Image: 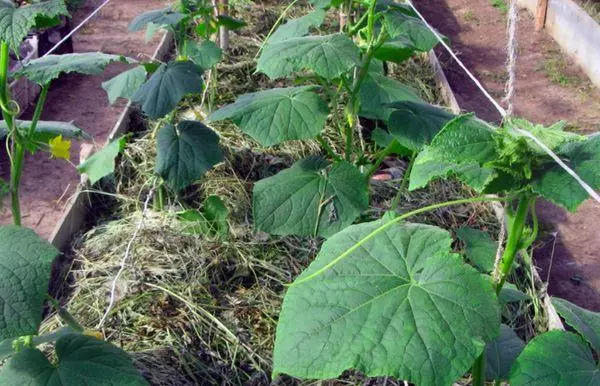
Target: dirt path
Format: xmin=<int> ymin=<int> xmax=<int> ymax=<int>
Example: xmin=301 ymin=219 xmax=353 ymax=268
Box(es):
xmin=414 ymin=0 xmax=600 ymax=310
xmin=0 ymin=0 xmax=167 ymax=239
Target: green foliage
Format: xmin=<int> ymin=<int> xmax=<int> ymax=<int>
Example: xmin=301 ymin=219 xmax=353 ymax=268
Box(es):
xmin=386 ymin=101 xmax=454 ymax=151
xmin=456 ymin=226 xmax=496 ymax=273
xmin=273 ymin=221 xmax=500 ymax=385
xmin=0 ymin=334 xmax=147 ymax=385
xmin=178 ymin=195 xmax=229 ymax=238
xmin=498 ymin=283 xmax=531 ymax=304
xmin=0 ymin=0 xmax=68 ymax=52
xmin=128 ymin=6 xmax=186 ymax=32
xmin=12 ymin=53 xmax=134 ymax=85
xmin=77 ymin=136 xmax=127 ymax=184
xmin=509 ymin=331 xmax=599 ymax=385
xmin=0 ymin=226 xmax=57 ymax=341
xmin=485 ymin=324 xmax=525 ymax=381
xmin=358 ymin=73 xmax=422 ymax=120
xmin=267 ymin=9 xmax=326 ymax=44
xmin=132 ymin=60 xmax=204 ymax=119
xmin=208 ymin=86 xmax=329 ymax=146
xmin=102 ymin=66 xmax=147 ymax=104
xmin=253 ymin=157 xmax=368 ymax=238
xmin=155 ymin=121 xmax=223 ymax=190
xmin=257 ymin=34 xmax=360 ymax=79
xmin=182 ymin=39 xmax=222 ymax=70
xmin=552 ymin=297 xmax=600 ymax=352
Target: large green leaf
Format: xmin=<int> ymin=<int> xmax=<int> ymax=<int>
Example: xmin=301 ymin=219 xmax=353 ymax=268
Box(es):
xmin=382 ymin=7 xmax=439 ymax=47
xmin=485 ymin=324 xmax=525 ymax=381
xmin=0 ymin=120 xmax=88 ymax=142
xmin=128 ymin=6 xmax=185 ymax=32
xmin=358 ymin=73 xmax=421 ymax=120
xmin=509 ymin=118 xmax=585 ymax=155
xmin=132 ymin=60 xmax=204 ymax=119
xmin=0 ymin=334 xmax=147 ymax=385
xmin=257 ymin=34 xmax=360 ymax=79
xmin=0 ymin=0 xmax=68 ymax=52
xmin=253 ymin=157 xmax=368 ymax=238
xmin=0 ymin=226 xmax=58 ymax=341
xmin=102 ymin=66 xmax=147 ymax=104
xmin=532 ymin=135 xmax=600 ymax=212
xmin=509 ymin=331 xmax=600 ymax=385
xmin=430 ymin=114 xmax=499 ymax=164
xmin=267 ymin=9 xmax=326 ymax=44
xmin=13 ymin=53 xmax=133 ymax=85
xmin=273 ymin=221 xmax=500 ymax=385
xmin=552 ymin=297 xmax=600 ymax=352
xmin=155 ymin=121 xmax=223 ymax=190
xmin=386 ymin=101 xmax=454 ymax=151
xmin=409 ymin=146 xmax=496 ymax=192
xmin=183 ymin=39 xmax=222 ymax=70
xmin=456 ymin=226 xmax=496 ymax=273
xmin=77 ymin=136 xmax=126 ymax=184
xmin=208 ymin=86 xmax=329 ymax=147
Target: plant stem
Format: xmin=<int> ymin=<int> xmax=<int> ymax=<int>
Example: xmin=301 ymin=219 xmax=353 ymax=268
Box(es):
xmin=388 ymin=152 xmax=416 ymax=211
xmin=471 ymin=354 xmax=486 ymax=386
xmin=495 ymin=195 xmax=531 ymax=292
xmin=47 ymin=296 xmax=84 ymax=332
xmin=255 ymin=0 xmax=299 ymax=58
xmin=365 ymin=141 xmax=395 ymax=179
xmin=317 ymin=135 xmax=341 ymax=161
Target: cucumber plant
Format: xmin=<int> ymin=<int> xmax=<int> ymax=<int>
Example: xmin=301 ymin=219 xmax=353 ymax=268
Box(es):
xmin=0 ymin=1 xmax=148 ymax=383
xmin=101 ymin=0 xmax=246 ymax=196
xmin=208 ymin=0 xmax=441 ymax=238
xmin=205 ymin=0 xmax=600 ymax=384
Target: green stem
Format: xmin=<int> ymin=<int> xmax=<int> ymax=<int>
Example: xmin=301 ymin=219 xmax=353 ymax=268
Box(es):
xmin=317 ymin=135 xmax=341 ymax=161
xmin=495 ymin=195 xmax=532 ymax=292
xmin=389 ymin=152 xmax=416 ymax=211
xmin=28 ymin=84 xmax=49 ymax=137
xmin=471 ymin=354 xmax=486 ymax=386
xmin=472 ymin=195 xmax=531 ymax=386
xmin=365 ymin=141 xmax=395 ymax=179
xmin=47 ymin=296 xmax=84 ymax=332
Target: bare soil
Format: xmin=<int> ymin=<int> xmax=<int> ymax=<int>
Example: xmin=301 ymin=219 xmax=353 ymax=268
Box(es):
xmin=0 ymin=0 xmax=167 ymax=239
xmin=414 ymin=0 xmax=600 ymax=310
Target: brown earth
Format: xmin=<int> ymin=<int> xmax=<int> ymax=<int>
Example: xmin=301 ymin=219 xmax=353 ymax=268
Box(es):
xmin=0 ymin=0 xmax=167 ymax=239
xmin=414 ymin=0 xmax=600 ymax=310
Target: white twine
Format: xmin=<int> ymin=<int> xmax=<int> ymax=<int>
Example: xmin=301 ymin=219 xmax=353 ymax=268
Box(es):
xmin=406 ymin=0 xmax=600 ymax=207
xmin=44 ymin=0 xmax=113 ymax=56
xmin=503 ymin=0 xmax=518 ymax=115
xmin=97 ymin=186 xmax=155 ymax=328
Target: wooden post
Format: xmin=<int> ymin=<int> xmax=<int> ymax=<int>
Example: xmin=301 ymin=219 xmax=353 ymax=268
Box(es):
xmin=219 ymin=0 xmax=230 ymax=51
xmin=536 ymin=0 xmax=549 ymax=31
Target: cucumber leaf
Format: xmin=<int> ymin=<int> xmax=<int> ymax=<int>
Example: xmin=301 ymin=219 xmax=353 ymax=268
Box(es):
xmin=456 ymin=226 xmax=496 ymax=273
xmin=183 ymin=39 xmax=222 ymax=70
xmin=216 ymin=15 xmax=246 ymax=30
xmin=409 ymin=146 xmax=496 ymax=192
xmin=0 ymin=0 xmax=68 ymax=53
xmin=532 ymin=135 xmax=600 ymax=212
xmin=386 ymin=101 xmax=454 ymax=151
xmin=257 ymin=34 xmax=360 ymax=80
xmin=358 ymin=73 xmax=422 ymax=120
xmin=155 ymin=121 xmax=223 ymax=190
xmin=13 ymin=53 xmax=134 ymax=85
xmin=128 ymin=6 xmax=185 ymax=32
xmin=552 ymin=297 xmax=600 ymax=352
xmin=382 ymin=7 xmax=439 ymax=46
xmin=267 ymin=9 xmax=326 ymax=44
xmin=132 ymin=60 xmax=204 ymax=119
xmin=208 ymin=86 xmax=328 ymax=147
xmin=371 ymin=127 xmax=412 ymax=156
xmin=273 ymin=221 xmax=500 ymax=385
xmin=509 ymin=331 xmax=600 ymax=385
xmin=499 ymin=283 xmax=531 ymax=304
xmin=0 ymin=334 xmax=147 ymax=385
xmin=77 ymin=136 xmax=126 ymax=184
xmin=102 ymin=66 xmax=147 ymax=104
xmin=430 ymin=114 xmax=499 ymax=164
xmin=485 ymin=324 xmax=525 ymax=381
xmin=0 ymin=226 xmax=57 ymax=341
xmin=253 ymin=157 xmax=368 ymax=238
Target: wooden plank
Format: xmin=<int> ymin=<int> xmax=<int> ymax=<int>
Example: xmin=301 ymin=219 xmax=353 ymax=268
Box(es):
xmin=50 ymin=31 xmax=174 ymax=251
xmin=428 ymin=51 xmax=461 ymax=114
xmin=536 ymin=0 xmax=549 ymax=31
